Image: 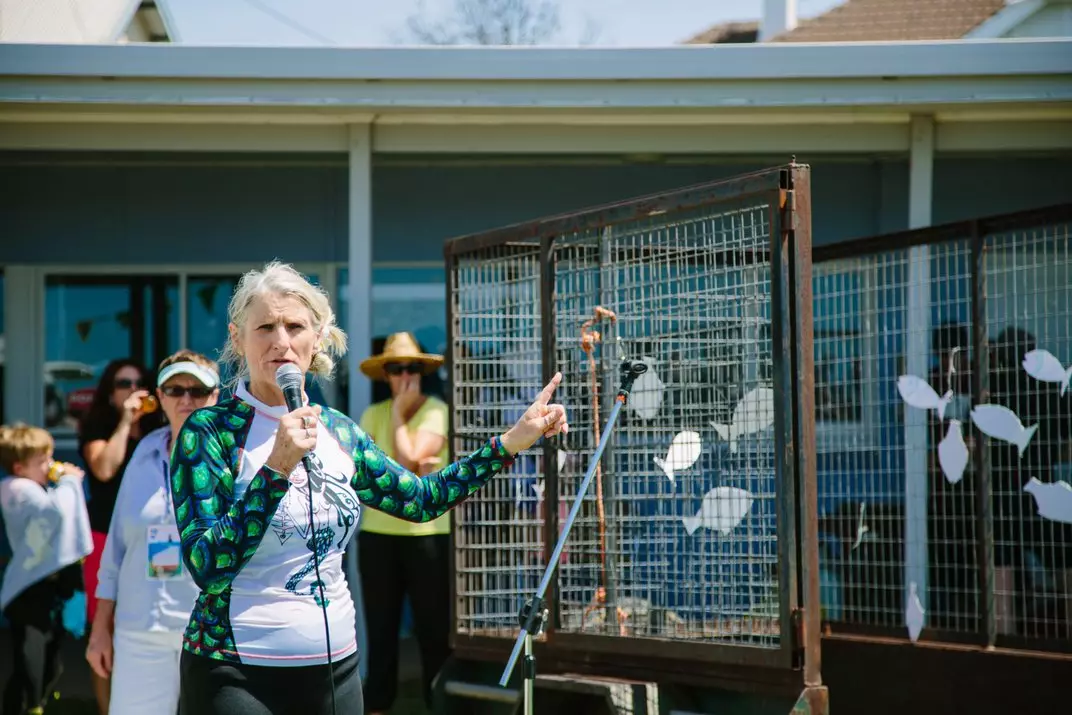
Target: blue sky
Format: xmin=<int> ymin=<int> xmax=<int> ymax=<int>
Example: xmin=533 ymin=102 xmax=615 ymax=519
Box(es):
xmin=167 ymin=0 xmax=844 ymax=46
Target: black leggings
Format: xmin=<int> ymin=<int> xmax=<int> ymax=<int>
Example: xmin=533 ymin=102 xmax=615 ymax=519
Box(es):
xmin=179 ymin=650 xmax=363 ymax=715
xmin=1 ymin=568 xmax=77 ymax=715
xmin=358 ymin=531 xmax=451 ymax=712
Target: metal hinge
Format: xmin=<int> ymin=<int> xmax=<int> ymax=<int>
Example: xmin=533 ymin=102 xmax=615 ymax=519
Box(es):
xmin=791 ymin=607 xmax=806 ymax=669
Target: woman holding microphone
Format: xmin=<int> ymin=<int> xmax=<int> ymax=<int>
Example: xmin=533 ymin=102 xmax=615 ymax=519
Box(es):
xmin=170 ymin=261 xmax=569 ymax=715
xmin=85 ymin=349 xmax=221 ymax=714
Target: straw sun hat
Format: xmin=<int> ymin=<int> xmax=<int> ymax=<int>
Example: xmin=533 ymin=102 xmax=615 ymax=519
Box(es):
xmin=359 ymin=331 xmax=444 ymax=382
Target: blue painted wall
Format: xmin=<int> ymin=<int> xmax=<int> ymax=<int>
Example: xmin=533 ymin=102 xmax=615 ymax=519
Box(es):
xmin=0 ymin=153 xmax=911 ymax=263
xmin=2 ymin=153 xmax=1066 ymax=265
xmin=0 ymin=156 xmax=347 ymax=263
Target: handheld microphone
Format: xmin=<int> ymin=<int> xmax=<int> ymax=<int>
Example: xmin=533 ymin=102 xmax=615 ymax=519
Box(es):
xmin=275 ymin=362 xmax=307 ymax=421
xmin=274 ymin=362 xmax=336 ymax=715
xmin=275 ymin=363 xmax=319 ymax=477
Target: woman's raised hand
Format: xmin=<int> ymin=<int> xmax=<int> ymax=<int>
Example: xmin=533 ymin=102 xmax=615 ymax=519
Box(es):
xmin=266 ymin=405 xmax=322 ymax=476
xmin=500 ymin=373 xmax=569 ymax=456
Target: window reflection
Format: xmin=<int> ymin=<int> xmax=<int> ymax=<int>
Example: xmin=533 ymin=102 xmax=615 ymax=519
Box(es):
xmin=187 ymin=276 xmax=238 ymax=375
xmin=336 ymin=266 xmax=447 ymax=415
xmin=45 ymin=280 xmax=131 ymax=432
xmin=0 ymin=271 xmax=4 ymax=424
xmin=44 ymin=277 xmax=178 ymax=435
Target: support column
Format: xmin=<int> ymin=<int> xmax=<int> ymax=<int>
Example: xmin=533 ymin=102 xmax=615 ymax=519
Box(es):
xmin=319 ymin=265 xmax=339 ymax=409
xmin=345 ymin=123 xmax=374 ymax=680
xmin=904 ymin=115 xmax=934 ymax=615
xmin=347 ymin=123 xmax=373 ymax=418
xmin=3 ymin=266 xmax=45 ymax=428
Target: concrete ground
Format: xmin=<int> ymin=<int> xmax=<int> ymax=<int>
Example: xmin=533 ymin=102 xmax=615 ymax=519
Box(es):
xmin=0 ymin=628 xmax=429 ymax=714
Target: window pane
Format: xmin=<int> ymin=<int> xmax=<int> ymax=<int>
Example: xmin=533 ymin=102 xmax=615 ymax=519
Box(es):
xmin=337 ymin=266 xmax=447 ymax=414
xmin=45 ymin=277 xmax=179 ymax=438
xmin=187 ymin=277 xmax=238 ymax=365
xmin=45 ymin=280 xmax=132 ymax=434
xmin=144 ymin=283 xmax=180 ymax=370
xmin=0 ymin=270 xmax=4 ymax=425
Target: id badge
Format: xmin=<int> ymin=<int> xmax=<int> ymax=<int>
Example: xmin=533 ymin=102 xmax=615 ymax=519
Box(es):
xmin=146 ymin=524 xmax=183 ymax=580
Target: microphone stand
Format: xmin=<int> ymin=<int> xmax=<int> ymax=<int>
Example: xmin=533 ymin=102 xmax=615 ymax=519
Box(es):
xmin=499 ymin=354 xmax=649 ymax=715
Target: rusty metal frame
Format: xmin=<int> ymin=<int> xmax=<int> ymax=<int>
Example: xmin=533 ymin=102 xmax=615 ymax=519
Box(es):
xmin=812 ymin=201 xmax=1072 ymax=658
xmin=812 ymin=204 xmax=1072 ymax=264
xmin=444 ymin=163 xmax=822 ymax=693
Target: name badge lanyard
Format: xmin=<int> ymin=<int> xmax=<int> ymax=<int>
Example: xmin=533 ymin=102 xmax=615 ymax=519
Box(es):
xmin=162 ymin=460 xmax=172 ymax=517
xmin=161 ymin=433 xmax=176 ymax=524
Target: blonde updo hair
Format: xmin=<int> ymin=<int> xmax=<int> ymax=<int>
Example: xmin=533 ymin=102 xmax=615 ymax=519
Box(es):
xmin=220 ymin=261 xmax=348 ymax=389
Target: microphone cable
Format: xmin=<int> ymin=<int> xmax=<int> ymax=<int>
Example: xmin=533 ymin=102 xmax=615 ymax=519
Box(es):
xmin=306 ymin=456 xmax=337 ymax=715
xmin=276 ymin=362 xmax=336 ymax=714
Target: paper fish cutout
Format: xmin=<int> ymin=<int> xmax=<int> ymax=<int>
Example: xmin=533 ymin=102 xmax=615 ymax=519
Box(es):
xmin=906 ymin=582 xmax=925 ymax=643
xmin=710 ymin=387 xmax=776 ymax=454
xmin=1023 ymin=477 xmax=1072 ymax=525
xmin=938 ymin=419 xmax=969 ymax=485
xmin=1022 ymin=349 xmax=1072 ymax=396
xmin=971 ymin=404 xmax=1038 ymax=458
xmin=682 ymin=486 xmax=754 ymax=535
xmin=628 ymin=356 xmax=664 ymax=421
xmin=514 ymin=477 xmax=546 ymax=513
xmin=852 ymin=502 xmax=869 ymax=551
xmin=654 ymin=430 xmax=702 ymax=484
xmin=897 ymin=375 xmax=954 ymax=421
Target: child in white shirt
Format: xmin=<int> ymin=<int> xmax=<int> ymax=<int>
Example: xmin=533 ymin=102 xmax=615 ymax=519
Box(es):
xmin=0 ymin=423 xmax=93 ymax=715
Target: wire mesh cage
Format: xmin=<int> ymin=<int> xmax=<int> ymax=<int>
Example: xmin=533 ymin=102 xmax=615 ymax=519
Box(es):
xmin=445 ymin=164 xmax=817 ymax=673
xmin=812 ymin=203 xmax=1072 ymax=653
xmin=447 ymin=242 xmax=548 ymax=637
xmin=551 ymin=208 xmax=781 ymax=648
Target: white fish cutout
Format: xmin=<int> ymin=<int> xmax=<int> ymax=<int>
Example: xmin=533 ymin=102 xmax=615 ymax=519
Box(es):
xmin=938 ymin=419 xmax=969 ymax=485
xmin=710 ymin=387 xmax=776 ymax=453
xmin=1022 ymin=349 xmax=1072 ymax=396
xmin=906 ymin=582 xmax=925 ymax=643
xmin=852 ymin=502 xmax=869 ymax=551
xmin=557 ymin=449 xmax=567 ymax=474
xmin=682 ymin=486 xmax=754 ymax=535
xmin=1023 ymin=477 xmax=1072 ymax=525
xmin=971 ymin=404 xmax=1039 ymax=458
xmin=897 ymin=375 xmax=954 ymax=420
xmin=628 ymin=356 xmax=665 ymax=421
xmin=654 ymin=430 xmax=702 ymax=484
xmin=515 ymin=478 xmax=546 ymax=513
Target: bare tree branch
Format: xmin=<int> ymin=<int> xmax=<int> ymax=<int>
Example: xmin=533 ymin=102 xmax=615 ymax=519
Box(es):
xmin=403 ymin=0 xmax=595 ymax=46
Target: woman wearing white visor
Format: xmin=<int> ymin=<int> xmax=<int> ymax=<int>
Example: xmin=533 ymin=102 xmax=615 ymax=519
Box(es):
xmin=85 ymin=350 xmax=221 ymax=715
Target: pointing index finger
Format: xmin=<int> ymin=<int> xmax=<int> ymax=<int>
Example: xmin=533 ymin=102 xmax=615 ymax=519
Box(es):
xmin=536 ymin=372 xmax=562 ymax=405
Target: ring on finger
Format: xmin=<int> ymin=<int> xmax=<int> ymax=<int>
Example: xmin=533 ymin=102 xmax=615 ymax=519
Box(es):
xmin=302 ymin=415 xmax=314 ymax=428
xmin=306 ymin=427 xmax=314 ymax=438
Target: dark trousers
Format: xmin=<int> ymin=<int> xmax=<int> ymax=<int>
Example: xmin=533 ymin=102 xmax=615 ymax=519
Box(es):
xmin=179 ymin=650 xmax=363 ymax=715
xmin=358 ymin=531 xmax=451 ymax=712
xmin=1 ymin=565 xmax=79 ymax=715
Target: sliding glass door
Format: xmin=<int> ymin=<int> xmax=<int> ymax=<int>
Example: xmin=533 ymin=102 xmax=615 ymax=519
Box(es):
xmin=44 ymin=275 xmax=178 ymax=442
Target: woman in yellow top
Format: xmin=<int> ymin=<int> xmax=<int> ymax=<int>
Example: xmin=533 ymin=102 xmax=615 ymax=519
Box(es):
xmin=357 ymin=332 xmax=451 ymax=715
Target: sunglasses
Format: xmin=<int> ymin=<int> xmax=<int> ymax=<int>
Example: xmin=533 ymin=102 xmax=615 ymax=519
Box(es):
xmin=384 ymin=362 xmax=424 ymax=376
xmin=160 ymin=385 xmax=214 ymax=399
xmin=114 ymin=378 xmax=145 ymax=389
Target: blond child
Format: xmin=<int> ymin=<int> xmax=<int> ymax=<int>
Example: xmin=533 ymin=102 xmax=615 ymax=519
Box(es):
xmin=0 ymin=423 xmax=93 ymax=715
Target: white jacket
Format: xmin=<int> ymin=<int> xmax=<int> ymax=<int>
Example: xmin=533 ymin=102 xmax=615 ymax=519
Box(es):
xmin=96 ymin=426 xmax=199 ymax=632
xmin=0 ymin=472 xmax=93 ymax=611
